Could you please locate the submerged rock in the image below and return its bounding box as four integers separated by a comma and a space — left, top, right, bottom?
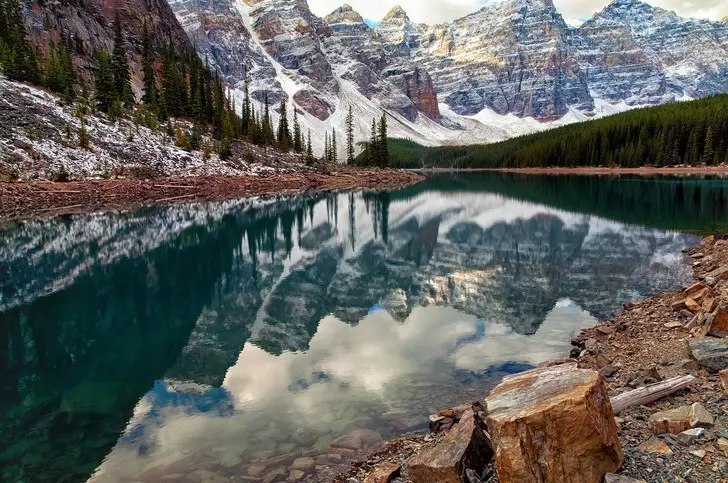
484, 364, 622, 483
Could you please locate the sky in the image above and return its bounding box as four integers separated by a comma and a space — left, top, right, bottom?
308, 0, 728, 26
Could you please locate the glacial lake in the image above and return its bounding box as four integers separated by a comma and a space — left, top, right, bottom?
2, 172, 728, 482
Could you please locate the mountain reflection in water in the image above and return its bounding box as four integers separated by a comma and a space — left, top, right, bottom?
1, 173, 719, 482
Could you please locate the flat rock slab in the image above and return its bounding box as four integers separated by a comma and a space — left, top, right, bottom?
688, 337, 728, 373
408, 407, 493, 483
485, 364, 622, 483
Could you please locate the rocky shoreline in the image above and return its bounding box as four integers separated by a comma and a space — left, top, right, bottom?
331, 236, 728, 483
0, 168, 423, 223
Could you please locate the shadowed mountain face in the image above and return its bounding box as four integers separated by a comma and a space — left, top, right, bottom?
2, 174, 722, 481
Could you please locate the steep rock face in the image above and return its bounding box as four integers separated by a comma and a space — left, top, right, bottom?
575, 0, 728, 103
168, 0, 277, 95
321, 4, 440, 121
244, 0, 337, 118
381, 64, 440, 120
22, 0, 190, 91
376, 0, 594, 120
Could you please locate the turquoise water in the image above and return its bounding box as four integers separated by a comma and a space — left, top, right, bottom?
2, 173, 726, 482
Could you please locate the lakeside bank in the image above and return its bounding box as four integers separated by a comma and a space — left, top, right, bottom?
414, 166, 728, 176
0, 168, 423, 223
330, 235, 728, 483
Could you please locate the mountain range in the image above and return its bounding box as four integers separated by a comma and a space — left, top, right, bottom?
17, 0, 728, 154
161, 0, 728, 153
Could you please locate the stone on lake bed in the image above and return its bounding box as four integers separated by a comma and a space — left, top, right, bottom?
287, 469, 306, 482
484, 364, 622, 483
408, 407, 492, 483
688, 337, 728, 373
290, 457, 314, 472
330, 429, 382, 451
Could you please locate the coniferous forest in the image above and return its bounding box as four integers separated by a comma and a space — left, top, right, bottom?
0, 0, 323, 162
387, 95, 728, 169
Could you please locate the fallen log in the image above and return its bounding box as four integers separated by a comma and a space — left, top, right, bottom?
155, 193, 198, 203
610, 375, 696, 414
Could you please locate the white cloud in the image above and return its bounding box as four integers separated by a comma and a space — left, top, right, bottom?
307, 0, 728, 25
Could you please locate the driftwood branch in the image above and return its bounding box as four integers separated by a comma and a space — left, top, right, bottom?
610, 375, 696, 414
155, 194, 198, 203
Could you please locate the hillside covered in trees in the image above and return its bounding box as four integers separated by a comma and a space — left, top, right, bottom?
387, 95, 728, 169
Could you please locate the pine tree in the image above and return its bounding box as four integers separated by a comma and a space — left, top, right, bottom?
111, 10, 134, 105
346, 105, 355, 164
262, 93, 274, 146
369, 118, 378, 167
93, 48, 115, 113
242, 78, 251, 136
306, 129, 313, 164
331, 129, 338, 164
324, 131, 329, 162
277, 98, 291, 151
377, 114, 389, 168
141, 20, 158, 109
293, 109, 302, 153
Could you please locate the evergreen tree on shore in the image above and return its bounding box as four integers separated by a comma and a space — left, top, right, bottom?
346, 105, 355, 164
331, 129, 338, 164
306, 130, 313, 164
377, 114, 389, 168
277, 98, 291, 151
293, 109, 302, 153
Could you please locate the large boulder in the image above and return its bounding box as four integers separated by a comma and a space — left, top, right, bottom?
485, 364, 622, 483
408, 406, 493, 483
689, 337, 728, 373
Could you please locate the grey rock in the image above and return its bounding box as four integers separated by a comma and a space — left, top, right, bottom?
688, 338, 728, 373
677, 427, 706, 445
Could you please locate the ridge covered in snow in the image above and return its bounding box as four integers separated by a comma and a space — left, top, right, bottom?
165, 0, 728, 154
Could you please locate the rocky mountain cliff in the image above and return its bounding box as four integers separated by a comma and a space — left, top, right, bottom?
21, 0, 191, 90
164, 0, 728, 151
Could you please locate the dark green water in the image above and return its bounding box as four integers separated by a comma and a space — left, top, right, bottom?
1, 173, 726, 482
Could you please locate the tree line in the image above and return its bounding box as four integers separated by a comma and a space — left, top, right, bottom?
386, 95, 728, 169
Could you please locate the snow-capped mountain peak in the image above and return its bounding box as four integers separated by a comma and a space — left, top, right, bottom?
166, 0, 728, 155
